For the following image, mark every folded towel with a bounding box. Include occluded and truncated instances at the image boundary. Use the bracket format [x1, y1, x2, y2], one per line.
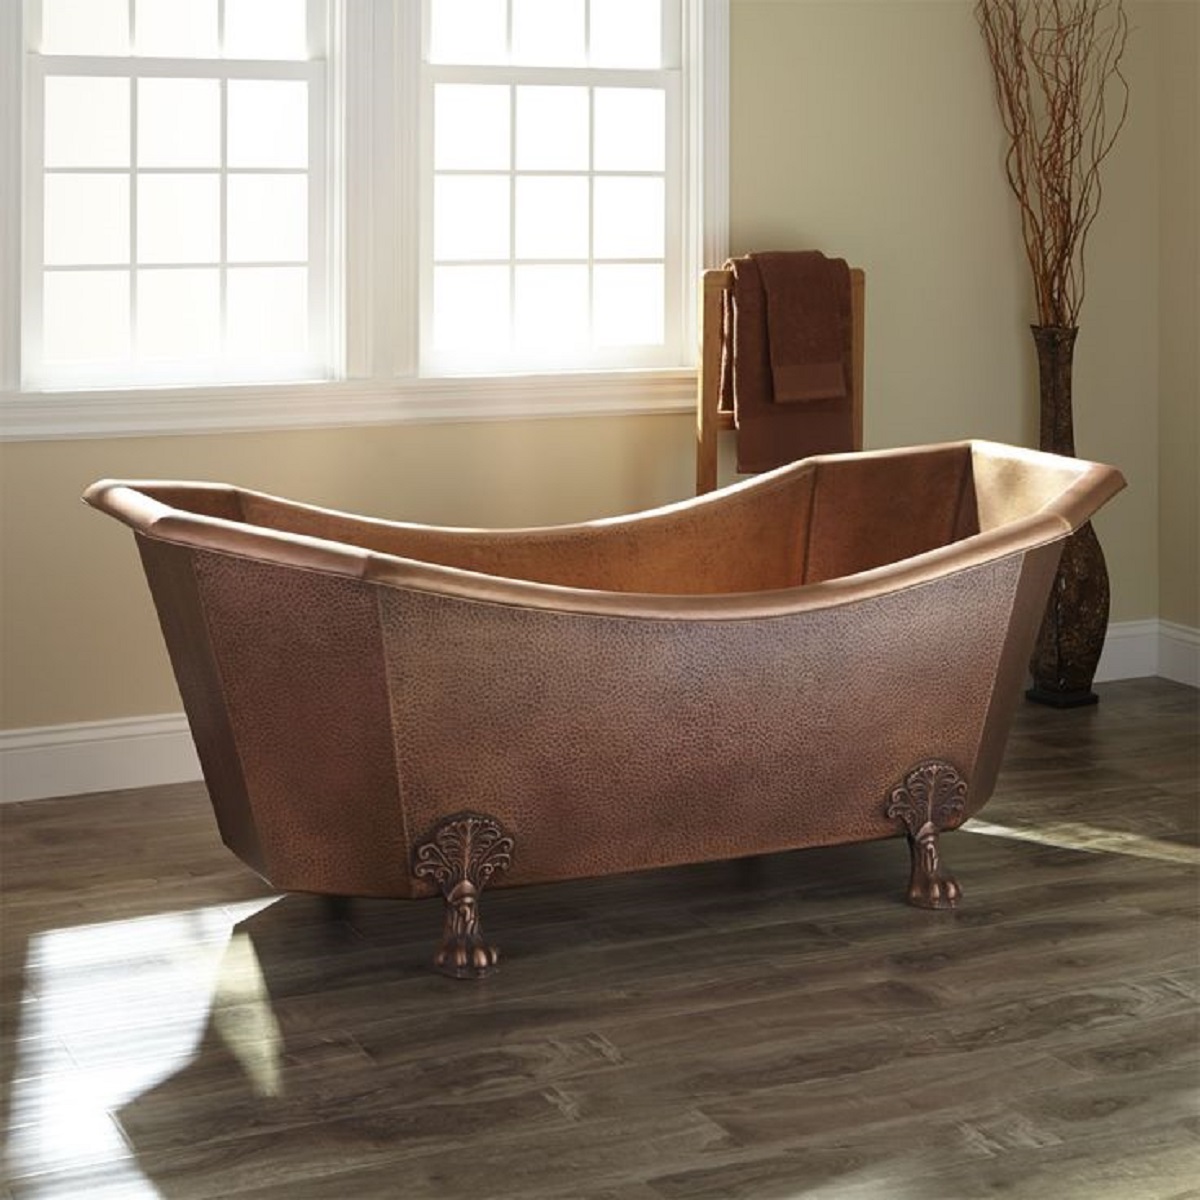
[755, 250, 850, 405]
[719, 251, 855, 473]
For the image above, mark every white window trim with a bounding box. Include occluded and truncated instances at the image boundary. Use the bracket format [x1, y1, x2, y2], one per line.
[0, 0, 728, 442]
[0, 2, 21, 405]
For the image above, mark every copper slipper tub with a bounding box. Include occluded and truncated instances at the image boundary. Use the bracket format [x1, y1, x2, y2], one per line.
[85, 440, 1124, 977]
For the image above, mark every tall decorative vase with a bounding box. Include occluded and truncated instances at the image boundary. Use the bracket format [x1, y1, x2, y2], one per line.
[1025, 325, 1111, 707]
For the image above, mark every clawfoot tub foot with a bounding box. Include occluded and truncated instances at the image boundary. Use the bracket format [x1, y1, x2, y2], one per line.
[412, 811, 515, 979]
[886, 760, 968, 911]
[434, 880, 498, 978]
[902, 827, 962, 909]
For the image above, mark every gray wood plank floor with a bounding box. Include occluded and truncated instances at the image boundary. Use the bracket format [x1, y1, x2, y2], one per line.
[2, 678, 1197, 1199]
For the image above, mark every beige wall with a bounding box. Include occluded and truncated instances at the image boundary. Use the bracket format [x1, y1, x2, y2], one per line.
[0, 0, 1186, 733]
[1157, 1, 1200, 629]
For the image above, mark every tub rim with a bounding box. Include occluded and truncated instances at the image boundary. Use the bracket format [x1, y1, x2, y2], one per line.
[83, 439, 1125, 622]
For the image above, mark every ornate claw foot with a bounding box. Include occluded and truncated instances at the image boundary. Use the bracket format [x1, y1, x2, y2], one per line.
[886, 760, 968, 911]
[412, 812, 514, 979]
[902, 826, 963, 910]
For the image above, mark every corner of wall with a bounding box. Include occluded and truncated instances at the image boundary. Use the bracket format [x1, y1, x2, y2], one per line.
[1156, 1, 1200, 632]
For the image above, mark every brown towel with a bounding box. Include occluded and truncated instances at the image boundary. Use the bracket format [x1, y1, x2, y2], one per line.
[719, 251, 855, 474]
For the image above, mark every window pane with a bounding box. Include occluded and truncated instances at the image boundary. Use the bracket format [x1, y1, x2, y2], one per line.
[224, 0, 308, 60]
[226, 268, 308, 357]
[41, 0, 129, 55]
[136, 269, 221, 360]
[590, 0, 662, 68]
[42, 271, 131, 363]
[594, 264, 664, 345]
[433, 266, 510, 350]
[30, 0, 335, 391]
[594, 89, 665, 172]
[594, 177, 664, 259]
[227, 176, 308, 262]
[512, 0, 585, 66]
[44, 77, 130, 168]
[137, 175, 220, 264]
[137, 79, 221, 168]
[44, 175, 129, 265]
[429, 0, 507, 66]
[515, 87, 588, 172]
[227, 81, 309, 169]
[434, 176, 510, 262]
[515, 265, 588, 349]
[515, 177, 588, 259]
[135, 0, 219, 58]
[434, 85, 510, 171]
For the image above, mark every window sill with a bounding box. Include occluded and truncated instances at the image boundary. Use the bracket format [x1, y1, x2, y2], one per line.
[0, 367, 698, 441]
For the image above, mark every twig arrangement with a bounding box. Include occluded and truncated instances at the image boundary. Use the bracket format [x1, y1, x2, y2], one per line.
[977, 0, 1130, 327]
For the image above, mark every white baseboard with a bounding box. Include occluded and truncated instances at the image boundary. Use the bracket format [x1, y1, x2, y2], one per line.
[1094, 619, 1160, 683]
[1095, 618, 1200, 687]
[0, 713, 201, 804]
[1158, 620, 1200, 688]
[2, 620, 1196, 803]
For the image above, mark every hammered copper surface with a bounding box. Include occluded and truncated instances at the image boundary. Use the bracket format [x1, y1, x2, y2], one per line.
[967, 540, 1065, 805]
[379, 556, 1021, 890]
[82, 440, 1126, 960]
[240, 466, 818, 596]
[191, 552, 412, 898]
[802, 443, 976, 583]
[136, 535, 266, 876]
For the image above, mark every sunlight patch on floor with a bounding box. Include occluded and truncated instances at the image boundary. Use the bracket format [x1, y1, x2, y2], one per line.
[211, 928, 285, 1098]
[964, 818, 1199, 865]
[5, 897, 280, 1187]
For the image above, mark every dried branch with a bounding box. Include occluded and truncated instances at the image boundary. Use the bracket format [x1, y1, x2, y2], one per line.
[977, 0, 1130, 326]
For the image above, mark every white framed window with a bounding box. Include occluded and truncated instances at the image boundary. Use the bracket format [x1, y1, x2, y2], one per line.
[422, 0, 683, 375]
[21, 0, 330, 392]
[0, 0, 729, 438]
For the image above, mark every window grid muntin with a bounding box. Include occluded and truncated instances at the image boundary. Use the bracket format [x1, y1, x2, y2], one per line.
[423, 58, 679, 374]
[24, 0, 328, 389]
[425, 0, 676, 71]
[37, 0, 314, 61]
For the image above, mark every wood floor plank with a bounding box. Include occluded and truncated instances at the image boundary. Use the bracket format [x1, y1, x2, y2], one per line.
[2, 679, 1196, 1198]
[645, 1121, 1200, 1200]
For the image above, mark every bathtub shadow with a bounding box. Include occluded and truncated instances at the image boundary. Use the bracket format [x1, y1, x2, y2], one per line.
[115, 831, 1068, 1197]
[111, 842, 922, 1195]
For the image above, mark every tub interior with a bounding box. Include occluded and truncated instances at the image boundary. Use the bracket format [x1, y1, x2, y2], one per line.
[141, 443, 999, 595]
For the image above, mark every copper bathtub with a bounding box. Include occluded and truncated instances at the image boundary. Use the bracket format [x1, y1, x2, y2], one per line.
[85, 440, 1124, 977]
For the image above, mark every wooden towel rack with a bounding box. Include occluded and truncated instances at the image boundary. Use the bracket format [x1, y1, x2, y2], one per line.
[696, 265, 866, 494]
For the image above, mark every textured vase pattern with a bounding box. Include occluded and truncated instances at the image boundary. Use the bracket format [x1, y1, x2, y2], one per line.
[1027, 325, 1111, 706]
